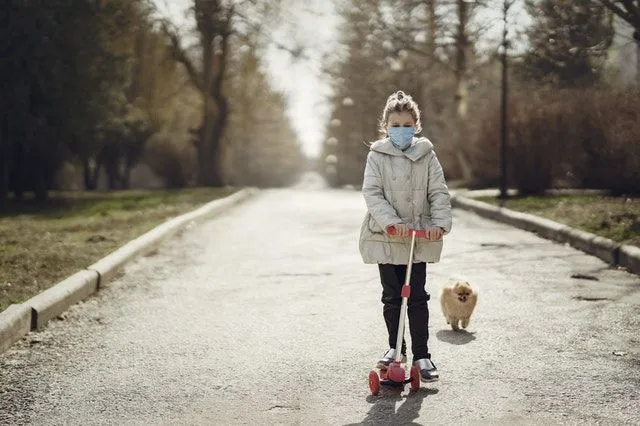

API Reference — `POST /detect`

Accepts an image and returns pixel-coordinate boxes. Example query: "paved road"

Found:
[1,186,639,425]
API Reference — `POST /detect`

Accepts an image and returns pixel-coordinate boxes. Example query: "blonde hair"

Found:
[378,90,422,136]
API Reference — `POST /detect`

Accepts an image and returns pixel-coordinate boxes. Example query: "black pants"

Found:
[378,263,430,362]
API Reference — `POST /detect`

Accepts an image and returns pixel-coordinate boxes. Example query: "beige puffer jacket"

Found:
[358,136,452,264]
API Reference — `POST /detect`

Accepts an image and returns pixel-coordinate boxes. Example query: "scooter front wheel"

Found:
[368,370,380,395]
[410,365,420,392]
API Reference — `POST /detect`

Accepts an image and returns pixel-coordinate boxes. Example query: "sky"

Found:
[262,1,342,159]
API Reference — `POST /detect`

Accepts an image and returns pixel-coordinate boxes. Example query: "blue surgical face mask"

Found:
[388,127,415,151]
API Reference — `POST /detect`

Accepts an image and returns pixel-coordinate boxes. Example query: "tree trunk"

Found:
[196,26,216,186]
[33,149,48,202]
[0,116,8,207]
[452,0,474,183]
[12,135,24,202]
[197,30,230,187]
[197,111,221,186]
[197,99,227,187]
[637,41,640,86]
[83,158,100,190]
[122,165,132,190]
[107,168,118,190]
[209,96,228,185]
[104,157,120,190]
[427,0,437,60]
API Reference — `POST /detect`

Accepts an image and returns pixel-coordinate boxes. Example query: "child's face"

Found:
[387,112,415,131]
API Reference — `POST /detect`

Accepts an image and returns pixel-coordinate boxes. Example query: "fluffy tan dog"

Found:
[440,279,478,331]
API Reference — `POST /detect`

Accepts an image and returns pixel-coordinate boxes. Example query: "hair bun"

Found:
[386,90,407,106]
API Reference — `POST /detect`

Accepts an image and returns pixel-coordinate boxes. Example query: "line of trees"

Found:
[0,0,303,206]
[322,0,640,195]
[322,0,499,185]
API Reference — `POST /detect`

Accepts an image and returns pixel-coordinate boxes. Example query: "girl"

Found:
[359,90,452,382]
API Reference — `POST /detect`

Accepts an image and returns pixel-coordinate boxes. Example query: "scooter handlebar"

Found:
[386,226,427,239]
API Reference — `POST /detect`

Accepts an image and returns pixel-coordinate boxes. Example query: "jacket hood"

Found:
[370,136,434,161]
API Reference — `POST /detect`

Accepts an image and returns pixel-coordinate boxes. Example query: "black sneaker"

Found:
[413,358,439,382]
[376,348,407,370]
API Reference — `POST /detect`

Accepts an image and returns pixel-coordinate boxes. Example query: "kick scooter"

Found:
[368,226,428,395]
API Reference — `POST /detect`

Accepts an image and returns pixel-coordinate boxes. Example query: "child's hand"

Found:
[387,223,409,237]
[426,227,444,241]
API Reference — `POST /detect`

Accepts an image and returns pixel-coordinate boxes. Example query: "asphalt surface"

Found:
[1,181,639,425]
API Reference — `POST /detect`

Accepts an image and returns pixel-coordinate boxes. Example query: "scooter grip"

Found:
[386,226,427,239]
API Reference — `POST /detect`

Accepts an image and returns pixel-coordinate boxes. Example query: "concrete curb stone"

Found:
[619,245,640,275]
[27,270,100,331]
[0,304,31,354]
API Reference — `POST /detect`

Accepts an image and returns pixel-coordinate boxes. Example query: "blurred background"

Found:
[319,0,640,194]
[0,0,639,203]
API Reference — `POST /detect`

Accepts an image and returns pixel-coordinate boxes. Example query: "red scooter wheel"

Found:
[410,365,420,392]
[369,370,380,395]
[387,362,406,383]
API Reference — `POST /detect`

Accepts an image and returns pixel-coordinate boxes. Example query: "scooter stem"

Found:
[394,230,417,363]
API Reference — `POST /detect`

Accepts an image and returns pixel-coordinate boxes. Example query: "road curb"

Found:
[27,270,100,331]
[0,188,257,355]
[451,194,637,274]
[0,304,31,354]
[87,187,257,286]
[619,245,640,275]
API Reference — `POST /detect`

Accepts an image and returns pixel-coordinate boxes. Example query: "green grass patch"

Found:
[477,195,640,247]
[0,188,236,312]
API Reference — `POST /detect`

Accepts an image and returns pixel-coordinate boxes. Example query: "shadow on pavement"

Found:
[436,329,476,345]
[350,386,438,425]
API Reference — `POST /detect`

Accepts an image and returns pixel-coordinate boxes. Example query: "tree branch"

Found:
[162,22,203,93]
[599,0,637,27]
[620,0,640,27]
[212,7,234,99]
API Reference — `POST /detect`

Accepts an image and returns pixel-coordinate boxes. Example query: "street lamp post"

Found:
[499,0,513,200]
[634,30,640,87]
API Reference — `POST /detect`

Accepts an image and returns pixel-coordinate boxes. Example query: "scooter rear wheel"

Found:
[368,370,380,395]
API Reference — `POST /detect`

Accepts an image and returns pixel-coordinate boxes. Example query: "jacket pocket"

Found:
[367,214,384,234]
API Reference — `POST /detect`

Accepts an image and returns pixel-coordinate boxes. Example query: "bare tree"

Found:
[163,1,231,186]
[163,0,281,186]
[367,0,489,181]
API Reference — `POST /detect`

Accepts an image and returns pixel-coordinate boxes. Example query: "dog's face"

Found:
[453,281,473,303]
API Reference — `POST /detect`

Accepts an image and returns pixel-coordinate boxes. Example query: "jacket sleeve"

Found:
[427,150,452,233]
[362,152,402,229]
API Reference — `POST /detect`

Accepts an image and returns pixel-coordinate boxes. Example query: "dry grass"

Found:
[0,188,236,312]
[479,195,640,247]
